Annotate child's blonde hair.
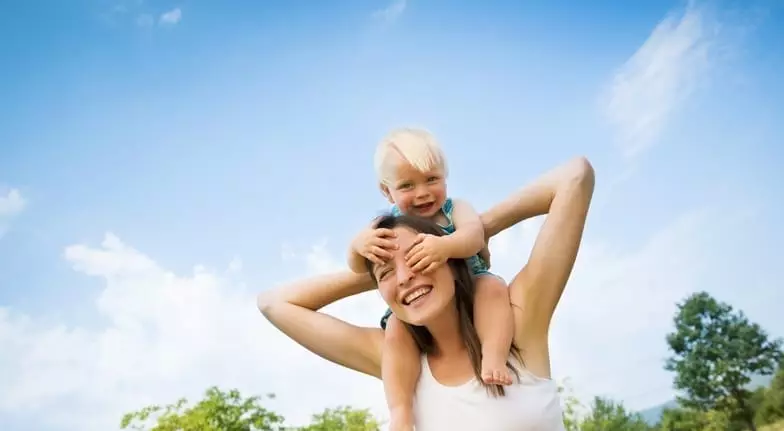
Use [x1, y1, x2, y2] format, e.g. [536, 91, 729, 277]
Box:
[374, 127, 449, 185]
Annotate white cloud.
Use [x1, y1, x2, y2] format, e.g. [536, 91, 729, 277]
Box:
[0, 189, 25, 217]
[0, 204, 764, 429]
[0, 188, 26, 238]
[600, 2, 722, 159]
[159, 8, 182, 25]
[487, 209, 721, 410]
[373, 0, 407, 25]
[0, 233, 387, 431]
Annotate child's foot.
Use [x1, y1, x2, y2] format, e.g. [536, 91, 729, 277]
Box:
[389, 407, 415, 431]
[481, 353, 513, 385]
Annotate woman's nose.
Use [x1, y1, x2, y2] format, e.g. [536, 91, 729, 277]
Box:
[396, 264, 414, 287]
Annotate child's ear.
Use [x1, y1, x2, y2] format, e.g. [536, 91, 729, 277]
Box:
[379, 183, 394, 204]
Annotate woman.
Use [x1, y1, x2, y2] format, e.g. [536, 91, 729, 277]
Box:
[258, 157, 595, 430]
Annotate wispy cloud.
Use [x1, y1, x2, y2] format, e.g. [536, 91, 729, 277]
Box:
[159, 8, 182, 25]
[0, 189, 24, 217]
[135, 13, 154, 27]
[487, 207, 769, 410]
[0, 188, 26, 238]
[373, 0, 407, 25]
[600, 3, 722, 159]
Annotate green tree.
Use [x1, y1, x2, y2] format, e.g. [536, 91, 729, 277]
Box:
[558, 379, 584, 431]
[658, 406, 735, 431]
[299, 406, 381, 431]
[578, 397, 652, 431]
[665, 291, 783, 431]
[120, 387, 285, 431]
[757, 364, 784, 425]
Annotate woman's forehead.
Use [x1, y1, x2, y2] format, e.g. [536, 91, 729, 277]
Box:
[392, 226, 420, 249]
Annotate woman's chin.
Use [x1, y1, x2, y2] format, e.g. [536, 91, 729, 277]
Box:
[396, 291, 447, 326]
[397, 312, 426, 326]
[400, 305, 439, 327]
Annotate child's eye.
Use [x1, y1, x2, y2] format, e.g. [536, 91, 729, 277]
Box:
[378, 269, 392, 280]
[398, 183, 413, 190]
[427, 176, 439, 182]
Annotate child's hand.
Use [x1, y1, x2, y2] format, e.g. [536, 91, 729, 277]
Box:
[406, 234, 449, 273]
[351, 227, 397, 265]
[479, 243, 492, 269]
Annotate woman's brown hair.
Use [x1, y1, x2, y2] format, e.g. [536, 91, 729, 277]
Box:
[365, 213, 523, 396]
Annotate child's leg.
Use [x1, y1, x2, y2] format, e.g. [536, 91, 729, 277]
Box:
[474, 274, 514, 385]
[383, 315, 420, 431]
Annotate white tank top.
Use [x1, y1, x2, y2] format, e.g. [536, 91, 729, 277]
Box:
[413, 354, 566, 431]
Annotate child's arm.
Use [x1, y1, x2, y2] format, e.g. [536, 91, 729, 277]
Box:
[347, 246, 369, 273]
[440, 198, 485, 259]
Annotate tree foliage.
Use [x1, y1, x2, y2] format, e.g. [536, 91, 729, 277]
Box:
[121, 387, 285, 431]
[578, 397, 652, 431]
[121, 387, 382, 431]
[558, 380, 584, 431]
[665, 291, 783, 431]
[757, 364, 784, 425]
[299, 406, 380, 431]
[658, 406, 735, 431]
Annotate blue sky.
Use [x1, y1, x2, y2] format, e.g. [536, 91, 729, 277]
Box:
[1, 0, 783, 429]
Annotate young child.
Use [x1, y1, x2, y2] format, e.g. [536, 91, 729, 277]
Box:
[347, 128, 515, 431]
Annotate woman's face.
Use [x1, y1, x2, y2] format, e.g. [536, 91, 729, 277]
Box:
[371, 226, 456, 326]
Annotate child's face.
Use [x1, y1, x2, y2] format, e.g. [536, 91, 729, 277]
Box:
[383, 156, 447, 219]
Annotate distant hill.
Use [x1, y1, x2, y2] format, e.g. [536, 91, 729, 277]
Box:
[639, 400, 679, 425]
[636, 374, 774, 425]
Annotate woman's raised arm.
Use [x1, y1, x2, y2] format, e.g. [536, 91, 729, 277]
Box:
[257, 271, 385, 378]
[499, 157, 595, 366]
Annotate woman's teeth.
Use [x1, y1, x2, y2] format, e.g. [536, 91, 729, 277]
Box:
[404, 287, 432, 305]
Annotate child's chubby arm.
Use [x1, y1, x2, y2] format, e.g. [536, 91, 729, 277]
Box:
[440, 198, 486, 258]
[405, 198, 486, 273]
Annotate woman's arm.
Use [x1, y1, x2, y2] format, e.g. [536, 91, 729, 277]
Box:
[501, 157, 595, 342]
[257, 271, 385, 378]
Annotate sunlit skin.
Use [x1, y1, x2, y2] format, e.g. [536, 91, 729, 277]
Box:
[380, 153, 513, 377]
[372, 152, 515, 431]
[381, 153, 448, 222]
[372, 227, 457, 327]
[258, 156, 596, 431]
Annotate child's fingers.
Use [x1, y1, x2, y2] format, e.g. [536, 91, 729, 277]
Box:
[370, 246, 393, 260]
[409, 256, 430, 272]
[365, 253, 384, 265]
[404, 243, 423, 261]
[374, 228, 397, 238]
[405, 252, 421, 267]
[404, 246, 422, 263]
[422, 262, 440, 274]
[373, 237, 398, 250]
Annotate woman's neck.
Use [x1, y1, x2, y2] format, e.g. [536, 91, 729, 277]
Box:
[426, 303, 465, 356]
